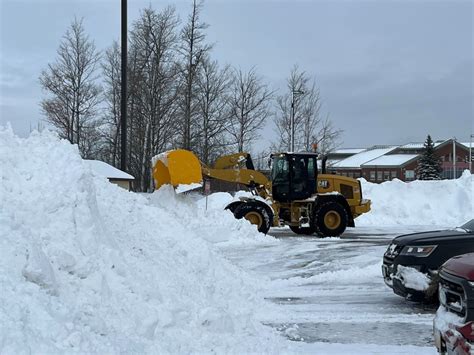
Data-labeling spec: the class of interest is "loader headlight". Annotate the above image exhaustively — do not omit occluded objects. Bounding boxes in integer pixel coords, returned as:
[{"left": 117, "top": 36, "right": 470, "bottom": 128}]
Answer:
[{"left": 400, "top": 245, "right": 437, "bottom": 257}]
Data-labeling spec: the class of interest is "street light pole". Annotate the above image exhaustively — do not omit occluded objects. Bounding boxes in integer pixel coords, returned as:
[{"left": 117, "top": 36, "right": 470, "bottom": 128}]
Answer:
[
  {"left": 291, "top": 95, "right": 295, "bottom": 152},
  {"left": 470, "top": 134, "right": 474, "bottom": 173},
  {"left": 452, "top": 137, "right": 456, "bottom": 179},
  {"left": 290, "top": 90, "right": 304, "bottom": 152},
  {"left": 120, "top": 0, "right": 128, "bottom": 172}
]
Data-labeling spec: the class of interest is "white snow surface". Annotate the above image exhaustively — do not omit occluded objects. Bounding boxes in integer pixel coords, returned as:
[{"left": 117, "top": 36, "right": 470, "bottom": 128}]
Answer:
[
  {"left": 332, "top": 146, "right": 396, "bottom": 168},
  {"left": 332, "top": 148, "right": 367, "bottom": 154},
  {"left": 433, "top": 306, "right": 465, "bottom": 334},
  {"left": 0, "top": 128, "right": 290, "bottom": 354},
  {"left": 395, "top": 266, "right": 430, "bottom": 291},
  {"left": 361, "top": 154, "right": 418, "bottom": 167},
  {"left": 175, "top": 182, "right": 203, "bottom": 194},
  {"left": 400, "top": 142, "right": 443, "bottom": 149},
  {"left": 84, "top": 159, "right": 134, "bottom": 180},
  {"left": 151, "top": 151, "right": 169, "bottom": 168},
  {"left": 357, "top": 173, "right": 473, "bottom": 227}
]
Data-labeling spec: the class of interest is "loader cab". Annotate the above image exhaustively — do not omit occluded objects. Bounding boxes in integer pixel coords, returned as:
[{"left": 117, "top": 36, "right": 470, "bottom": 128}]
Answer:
[{"left": 270, "top": 153, "right": 318, "bottom": 202}]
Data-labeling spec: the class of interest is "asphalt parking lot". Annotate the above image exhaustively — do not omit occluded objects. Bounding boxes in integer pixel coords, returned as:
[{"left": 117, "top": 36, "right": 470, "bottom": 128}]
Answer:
[{"left": 224, "top": 226, "right": 437, "bottom": 347}]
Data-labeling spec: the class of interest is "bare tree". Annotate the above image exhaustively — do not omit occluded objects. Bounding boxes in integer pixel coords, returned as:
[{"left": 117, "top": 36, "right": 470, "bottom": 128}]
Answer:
[
  {"left": 195, "top": 57, "right": 232, "bottom": 164},
  {"left": 312, "top": 114, "right": 342, "bottom": 156},
  {"left": 39, "top": 18, "right": 101, "bottom": 156},
  {"left": 127, "top": 6, "right": 181, "bottom": 191},
  {"left": 79, "top": 120, "right": 103, "bottom": 159},
  {"left": 252, "top": 148, "right": 272, "bottom": 171},
  {"left": 273, "top": 65, "right": 341, "bottom": 153},
  {"left": 101, "top": 41, "right": 121, "bottom": 166},
  {"left": 227, "top": 67, "right": 273, "bottom": 152},
  {"left": 177, "top": 0, "right": 212, "bottom": 150}
]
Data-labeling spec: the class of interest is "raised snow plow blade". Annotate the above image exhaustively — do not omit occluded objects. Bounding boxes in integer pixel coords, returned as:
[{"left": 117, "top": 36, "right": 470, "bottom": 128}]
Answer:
[{"left": 152, "top": 149, "right": 203, "bottom": 193}]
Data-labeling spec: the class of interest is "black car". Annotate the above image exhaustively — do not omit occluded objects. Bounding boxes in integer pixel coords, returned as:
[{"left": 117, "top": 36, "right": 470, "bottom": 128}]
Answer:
[{"left": 382, "top": 219, "right": 474, "bottom": 301}]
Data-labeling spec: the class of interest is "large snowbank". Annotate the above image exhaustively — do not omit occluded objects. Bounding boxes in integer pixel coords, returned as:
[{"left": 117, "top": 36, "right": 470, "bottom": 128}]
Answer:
[
  {"left": 0, "top": 127, "right": 287, "bottom": 353},
  {"left": 357, "top": 174, "right": 473, "bottom": 227}
]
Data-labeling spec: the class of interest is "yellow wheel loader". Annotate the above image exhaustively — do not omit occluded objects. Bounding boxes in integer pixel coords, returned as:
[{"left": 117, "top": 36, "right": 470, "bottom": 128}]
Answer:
[{"left": 152, "top": 150, "right": 371, "bottom": 237}]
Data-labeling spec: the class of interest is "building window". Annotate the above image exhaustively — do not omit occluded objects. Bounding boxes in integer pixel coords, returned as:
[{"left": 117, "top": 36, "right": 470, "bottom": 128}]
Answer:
[
  {"left": 370, "top": 171, "right": 376, "bottom": 181},
  {"left": 377, "top": 171, "right": 383, "bottom": 181},
  {"left": 383, "top": 171, "right": 390, "bottom": 181},
  {"left": 391, "top": 171, "right": 398, "bottom": 179},
  {"left": 405, "top": 170, "right": 415, "bottom": 180}
]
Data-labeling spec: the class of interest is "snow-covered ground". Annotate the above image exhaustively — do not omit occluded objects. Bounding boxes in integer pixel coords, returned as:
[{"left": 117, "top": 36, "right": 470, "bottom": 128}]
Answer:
[
  {"left": 1, "top": 127, "right": 472, "bottom": 354},
  {"left": 224, "top": 228, "right": 438, "bottom": 351}
]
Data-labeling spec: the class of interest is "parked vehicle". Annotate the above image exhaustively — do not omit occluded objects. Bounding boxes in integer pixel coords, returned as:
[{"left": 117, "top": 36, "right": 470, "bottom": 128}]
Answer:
[
  {"left": 434, "top": 252, "right": 474, "bottom": 354},
  {"left": 382, "top": 220, "right": 474, "bottom": 301}
]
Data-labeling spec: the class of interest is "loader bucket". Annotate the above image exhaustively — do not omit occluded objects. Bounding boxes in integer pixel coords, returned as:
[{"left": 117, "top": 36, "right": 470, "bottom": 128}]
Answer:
[{"left": 152, "top": 149, "right": 203, "bottom": 191}]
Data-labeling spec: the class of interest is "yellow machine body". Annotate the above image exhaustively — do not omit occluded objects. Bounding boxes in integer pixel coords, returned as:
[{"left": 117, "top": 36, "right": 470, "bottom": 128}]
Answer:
[
  {"left": 317, "top": 174, "right": 371, "bottom": 218},
  {"left": 152, "top": 149, "right": 371, "bottom": 236}
]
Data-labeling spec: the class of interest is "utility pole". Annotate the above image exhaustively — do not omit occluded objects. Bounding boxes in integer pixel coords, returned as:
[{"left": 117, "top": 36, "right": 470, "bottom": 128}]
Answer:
[
  {"left": 120, "top": 0, "right": 128, "bottom": 172},
  {"left": 290, "top": 90, "right": 304, "bottom": 152}
]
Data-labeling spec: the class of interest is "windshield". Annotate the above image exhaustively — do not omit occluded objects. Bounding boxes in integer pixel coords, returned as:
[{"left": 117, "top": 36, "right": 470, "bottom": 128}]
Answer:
[
  {"left": 460, "top": 219, "right": 474, "bottom": 232},
  {"left": 271, "top": 156, "right": 289, "bottom": 184}
]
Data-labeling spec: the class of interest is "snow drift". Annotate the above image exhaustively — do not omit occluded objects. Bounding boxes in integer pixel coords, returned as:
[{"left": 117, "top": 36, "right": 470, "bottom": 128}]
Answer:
[
  {"left": 357, "top": 174, "right": 473, "bottom": 227},
  {"left": 0, "top": 127, "right": 286, "bottom": 354}
]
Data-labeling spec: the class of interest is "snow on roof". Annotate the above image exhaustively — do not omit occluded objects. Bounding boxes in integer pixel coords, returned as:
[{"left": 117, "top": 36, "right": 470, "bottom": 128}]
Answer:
[
  {"left": 460, "top": 142, "right": 473, "bottom": 148},
  {"left": 85, "top": 160, "right": 135, "bottom": 180},
  {"left": 332, "top": 148, "right": 367, "bottom": 155},
  {"left": 332, "top": 147, "right": 397, "bottom": 169},
  {"left": 399, "top": 142, "right": 443, "bottom": 149},
  {"left": 361, "top": 154, "right": 419, "bottom": 167},
  {"left": 317, "top": 159, "right": 341, "bottom": 167}
]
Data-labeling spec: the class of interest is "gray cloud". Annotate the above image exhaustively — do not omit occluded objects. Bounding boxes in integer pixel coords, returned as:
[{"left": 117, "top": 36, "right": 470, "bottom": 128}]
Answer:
[{"left": 0, "top": 0, "right": 472, "bottom": 150}]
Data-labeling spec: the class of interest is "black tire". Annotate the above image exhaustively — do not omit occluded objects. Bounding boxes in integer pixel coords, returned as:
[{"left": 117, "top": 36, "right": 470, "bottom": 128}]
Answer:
[
  {"left": 225, "top": 201, "right": 244, "bottom": 214},
  {"left": 314, "top": 201, "right": 348, "bottom": 237},
  {"left": 289, "top": 226, "right": 315, "bottom": 235},
  {"left": 233, "top": 202, "right": 271, "bottom": 234}
]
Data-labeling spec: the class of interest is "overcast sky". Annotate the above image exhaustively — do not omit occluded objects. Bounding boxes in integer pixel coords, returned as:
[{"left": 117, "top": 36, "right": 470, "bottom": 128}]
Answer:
[{"left": 0, "top": 0, "right": 472, "bottom": 151}]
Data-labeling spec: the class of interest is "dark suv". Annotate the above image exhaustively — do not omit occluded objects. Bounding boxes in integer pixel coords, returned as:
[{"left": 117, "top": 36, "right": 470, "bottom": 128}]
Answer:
[
  {"left": 434, "top": 253, "right": 474, "bottom": 354},
  {"left": 382, "top": 220, "right": 474, "bottom": 301}
]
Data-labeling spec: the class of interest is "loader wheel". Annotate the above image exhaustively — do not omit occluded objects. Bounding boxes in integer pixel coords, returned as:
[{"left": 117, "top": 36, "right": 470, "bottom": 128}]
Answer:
[
  {"left": 289, "top": 226, "right": 315, "bottom": 235},
  {"left": 234, "top": 203, "right": 271, "bottom": 234},
  {"left": 314, "top": 201, "right": 347, "bottom": 237}
]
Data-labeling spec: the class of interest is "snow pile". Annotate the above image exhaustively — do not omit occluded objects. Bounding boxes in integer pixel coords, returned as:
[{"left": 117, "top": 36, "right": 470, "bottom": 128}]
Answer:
[
  {"left": 357, "top": 173, "right": 473, "bottom": 227},
  {"left": 433, "top": 306, "right": 465, "bottom": 334},
  {"left": 395, "top": 266, "right": 431, "bottom": 291},
  {"left": 0, "top": 127, "right": 285, "bottom": 354},
  {"left": 150, "top": 189, "right": 277, "bottom": 246},
  {"left": 175, "top": 182, "right": 202, "bottom": 194}
]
